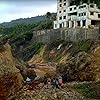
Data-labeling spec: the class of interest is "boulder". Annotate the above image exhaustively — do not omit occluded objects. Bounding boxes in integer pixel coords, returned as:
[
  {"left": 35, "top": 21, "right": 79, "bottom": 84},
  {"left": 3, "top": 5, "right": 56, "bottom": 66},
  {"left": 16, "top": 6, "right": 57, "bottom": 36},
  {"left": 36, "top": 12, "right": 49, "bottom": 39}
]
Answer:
[
  {"left": 0, "top": 43, "right": 23, "bottom": 99},
  {"left": 14, "top": 58, "right": 27, "bottom": 81}
]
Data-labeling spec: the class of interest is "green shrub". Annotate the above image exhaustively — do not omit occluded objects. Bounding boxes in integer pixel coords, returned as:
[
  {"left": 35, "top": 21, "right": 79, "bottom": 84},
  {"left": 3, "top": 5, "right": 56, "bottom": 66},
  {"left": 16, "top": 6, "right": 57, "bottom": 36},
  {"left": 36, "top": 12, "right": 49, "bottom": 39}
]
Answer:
[
  {"left": 73, "top": 81, "right": 100, "bottom": 99},
  {"left": 19, "top": 43, "right": 44, "bottom": 61},
  {"left": 76, "top": 40, "right": 92, "bottom": 52}
]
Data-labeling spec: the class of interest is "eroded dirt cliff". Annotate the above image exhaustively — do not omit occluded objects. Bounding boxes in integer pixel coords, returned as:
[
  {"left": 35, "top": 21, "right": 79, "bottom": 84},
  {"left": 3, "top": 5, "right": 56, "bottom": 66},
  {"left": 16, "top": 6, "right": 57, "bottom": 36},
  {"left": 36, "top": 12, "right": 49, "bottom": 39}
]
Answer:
[
  {"left": 0, "top": 43, "right": 23, "bottom": 99},
  {"left": 28, "top": 41, "right": 100, "bottom": 82}
]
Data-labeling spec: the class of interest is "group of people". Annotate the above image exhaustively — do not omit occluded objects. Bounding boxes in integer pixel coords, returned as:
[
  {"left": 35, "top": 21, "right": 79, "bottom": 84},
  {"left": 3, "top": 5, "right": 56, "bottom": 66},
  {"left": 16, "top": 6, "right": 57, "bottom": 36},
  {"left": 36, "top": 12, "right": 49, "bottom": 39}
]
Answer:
[
  {"left": 25, "top": 75, "right": 63, "bottom": 89},
  {"left": 46, "top": 76, "right": 63, "bottom": 89}
]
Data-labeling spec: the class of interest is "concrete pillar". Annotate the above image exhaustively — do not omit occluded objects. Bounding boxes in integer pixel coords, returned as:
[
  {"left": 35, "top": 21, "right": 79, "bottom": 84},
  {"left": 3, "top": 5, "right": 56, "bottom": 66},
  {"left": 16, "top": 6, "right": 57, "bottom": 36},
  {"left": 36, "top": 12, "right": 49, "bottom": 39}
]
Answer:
[
  {"left": 64, "top": 22, "right": 66, "bottom": 27},
  {"left": 76, "top": 21, "right": 78, "bottom": 27},
  {"left": 62, "top": 22, "right": 64, "bottom": 28},
  {"left": 80, "top": 20, "right": 83, "bottom": 27},
  {"left": 74, "top": 21, "right": 76, "bottom": 28},
  {"left": 58, "top": 23, "right": 60, "bottom": 29},
  {"left": 65, "top": 22, "right": 68, "bottom": 28},
  {"left": 86, "top": 19, "right": 91, "bottom": 28},
  {"left": 69, "top": 21, "right": 72, "bottom": 28}
]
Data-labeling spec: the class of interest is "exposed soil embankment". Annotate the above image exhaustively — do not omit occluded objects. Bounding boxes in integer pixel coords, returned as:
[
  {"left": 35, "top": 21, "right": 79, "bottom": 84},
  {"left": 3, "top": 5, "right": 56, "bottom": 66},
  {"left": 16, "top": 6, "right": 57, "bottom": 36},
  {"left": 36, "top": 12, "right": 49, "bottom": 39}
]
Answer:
[
  {"left": 0, "top": 43, "right": 23, "bottom": 99},
  {"left": 28, "top": 40, "right": 100, "bottom": 82}
]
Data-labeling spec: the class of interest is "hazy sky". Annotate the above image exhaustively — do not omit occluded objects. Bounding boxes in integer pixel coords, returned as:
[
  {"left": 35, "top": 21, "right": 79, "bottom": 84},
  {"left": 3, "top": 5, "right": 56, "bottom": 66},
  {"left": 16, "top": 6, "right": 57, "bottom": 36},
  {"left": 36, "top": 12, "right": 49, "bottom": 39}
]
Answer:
[{"left": 0, "top": 0, "right": 57, "bottom": 23}]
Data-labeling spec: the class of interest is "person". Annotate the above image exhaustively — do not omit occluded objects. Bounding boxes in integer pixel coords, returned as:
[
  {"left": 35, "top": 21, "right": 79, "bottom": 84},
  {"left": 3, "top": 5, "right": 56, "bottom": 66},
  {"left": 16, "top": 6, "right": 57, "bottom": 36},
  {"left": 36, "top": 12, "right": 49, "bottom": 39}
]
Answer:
[
  {"left": 44, "top": 76, "right": 47, "bottom": 85},
  {"left": 52, "top": 78, "right": 59, "bottom": 88},
  {"left": 58, "top": 76, "right": 63, "bottom": 87},
  {"left": 47, "top": 78, "right": 51, "bottom": 88},
  {"left": 51, "top": 78, "right": 56, "bottom": 88}
]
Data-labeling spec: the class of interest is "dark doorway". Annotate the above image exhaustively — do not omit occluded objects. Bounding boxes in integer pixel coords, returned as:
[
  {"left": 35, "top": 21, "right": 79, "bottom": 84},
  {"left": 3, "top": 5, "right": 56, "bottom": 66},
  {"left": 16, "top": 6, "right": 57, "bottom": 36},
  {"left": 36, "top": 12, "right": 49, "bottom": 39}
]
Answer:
[
  {"left": 83, "top": 20, "right": 86, "bottom": 26},
  {"left": 77, "top": 21, "right": 80, "bottom": 26},
  {"left": 72, "top": 21, "right": 74, "bottom": 27},
  {"left": 91, "top": 20, "right": 95, "bottom": 25},
  {"left": 91, "top": 20, "right": 100, "bottom": 26},
  {"left": 67, "top": 22, "right": 69, "bottom": 28},
  {"left": 60, "top": 24, "right": 62, "bottom": 28}
]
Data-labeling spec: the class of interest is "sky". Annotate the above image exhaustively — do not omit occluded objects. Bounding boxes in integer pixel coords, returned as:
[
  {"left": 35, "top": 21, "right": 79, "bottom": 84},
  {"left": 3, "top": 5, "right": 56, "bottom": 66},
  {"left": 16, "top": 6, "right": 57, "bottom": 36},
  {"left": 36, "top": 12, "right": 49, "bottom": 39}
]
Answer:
[{"left": 0, "top": 0, "right": 57, "bottom": 23}]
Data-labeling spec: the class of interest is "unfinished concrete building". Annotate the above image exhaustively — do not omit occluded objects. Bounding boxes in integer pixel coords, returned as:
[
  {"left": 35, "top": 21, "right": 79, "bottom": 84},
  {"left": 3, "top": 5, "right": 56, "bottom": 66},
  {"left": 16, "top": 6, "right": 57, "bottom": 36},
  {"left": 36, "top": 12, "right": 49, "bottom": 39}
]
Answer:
[{"left": 54, "top": 0, "right": 100, "bottom": 29}]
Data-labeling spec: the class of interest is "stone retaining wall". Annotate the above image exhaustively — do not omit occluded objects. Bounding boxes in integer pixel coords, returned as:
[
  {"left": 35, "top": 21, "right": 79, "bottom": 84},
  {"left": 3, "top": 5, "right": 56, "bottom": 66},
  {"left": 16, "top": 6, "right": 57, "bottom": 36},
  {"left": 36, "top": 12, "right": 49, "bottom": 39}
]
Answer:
[{"left": 32, "top": 28, "right": 99, "bottom": 43}]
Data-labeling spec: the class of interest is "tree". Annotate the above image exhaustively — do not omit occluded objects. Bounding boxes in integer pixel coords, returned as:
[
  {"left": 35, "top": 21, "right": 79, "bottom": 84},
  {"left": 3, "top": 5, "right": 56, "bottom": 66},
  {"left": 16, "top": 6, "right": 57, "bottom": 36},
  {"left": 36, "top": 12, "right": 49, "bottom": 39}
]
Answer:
[{"left": 46, "top": 12, "right": 52, "bottom": 20}]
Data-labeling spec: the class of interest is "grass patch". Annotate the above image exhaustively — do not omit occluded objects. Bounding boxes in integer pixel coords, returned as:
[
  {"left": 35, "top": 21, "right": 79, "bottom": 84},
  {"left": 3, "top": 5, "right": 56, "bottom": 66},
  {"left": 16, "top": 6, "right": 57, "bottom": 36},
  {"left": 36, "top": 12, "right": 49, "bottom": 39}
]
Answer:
[{"left": 73, "top": 81, "right": 100, "bottom": 99}]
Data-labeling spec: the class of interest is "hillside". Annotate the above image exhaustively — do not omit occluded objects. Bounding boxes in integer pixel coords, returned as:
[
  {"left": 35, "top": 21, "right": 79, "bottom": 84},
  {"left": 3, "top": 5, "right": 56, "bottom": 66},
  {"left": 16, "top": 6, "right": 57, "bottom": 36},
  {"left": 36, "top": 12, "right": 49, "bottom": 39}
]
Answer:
[
  {"left": 0, "top": 40, "right": 100, "bottom": 99},
  {"left": 0, "top": 16, "right": 45, "bottom": 28},
  {"left": 0, "top": 0, "right": 100, "bottom": 99},
  {"left": 0, "top": 13, "right": 56, "bottom": 28},
  {"left": 27, "top": 40, "right": 100, "bottom": 82}
]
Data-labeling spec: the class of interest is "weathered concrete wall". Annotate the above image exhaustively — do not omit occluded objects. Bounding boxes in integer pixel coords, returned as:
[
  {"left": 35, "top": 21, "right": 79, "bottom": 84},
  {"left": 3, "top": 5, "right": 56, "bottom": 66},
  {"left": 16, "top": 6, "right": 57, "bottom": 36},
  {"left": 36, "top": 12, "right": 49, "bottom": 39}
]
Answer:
[{"left": 32, "top": 28, "right": 99, "bottom": 44}]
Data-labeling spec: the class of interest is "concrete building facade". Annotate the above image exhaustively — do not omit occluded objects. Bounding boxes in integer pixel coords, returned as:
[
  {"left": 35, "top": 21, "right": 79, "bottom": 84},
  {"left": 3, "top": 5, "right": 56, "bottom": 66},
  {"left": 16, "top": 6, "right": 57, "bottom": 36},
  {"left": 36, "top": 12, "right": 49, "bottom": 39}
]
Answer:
[{"left": 54, "top": 0, "right": 100, "bottom": 29}]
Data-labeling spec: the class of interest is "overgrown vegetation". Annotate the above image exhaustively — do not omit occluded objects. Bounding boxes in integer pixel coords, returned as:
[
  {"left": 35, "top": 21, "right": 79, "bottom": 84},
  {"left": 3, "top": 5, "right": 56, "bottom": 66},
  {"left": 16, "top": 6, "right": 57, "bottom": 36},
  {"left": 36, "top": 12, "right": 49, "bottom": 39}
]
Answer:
[
  {"left": 76, "top": 40, "right": 92, "bottom": 52},
  {"left": 75, "top": 0, "right": 100, "bottom": 8},
  {"left": 44, "top": 39, "right": 92, "bottom": 63},
  {"left": 18, "top": 43, "right": 44, "bottom": 61},
  {"left": 0, "top": 12, "right": 56, "bottom": 35},
  {"left": 73, "top": 81, "right": 100, "bottom": 99},
  {"left": 0, "top": 12, "right": 56, "bottom": 61}
]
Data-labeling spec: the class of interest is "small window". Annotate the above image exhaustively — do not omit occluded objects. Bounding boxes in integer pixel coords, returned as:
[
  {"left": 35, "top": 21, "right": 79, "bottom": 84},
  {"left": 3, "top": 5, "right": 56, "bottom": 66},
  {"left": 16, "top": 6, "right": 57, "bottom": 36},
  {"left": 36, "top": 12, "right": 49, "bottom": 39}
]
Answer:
[
  {"left": 79, "top": 13, "right": 81, "bottom": 16},
  {"left": 83, "top": 5, "right": 86, "bottom": 8},
  {"left": 90, "top": 12, "right": 94, "bottom": 15},
  {"left": 82, "top": 13, "right": 84, "bottom": 16},
  {"left": 63, "top": 16, "right": 66, "bottom": 19},
  {"left": 81, "top": 13, "right": 83, "bottom": 16},
  {"left": 64, "top": 10, "right": 66, "bottom": 12},
  {"left": 74, "top": 7, "right": 76, "bottom": 10},
  {"left": 98, "top": 14, "right": 100, "bottom": 18},
  {"left": 70, "top": 8, "right": 72, "bottom": 11},
  {"left": 59, "top": 17, "right": 62, "bottom": 20},
  {"left": 84, "top": 12, "right": 86, "bottom": 16},
  {"left": 59, "top": 4, "right": 62, "bottom": 7},
  {"left": 64, "top": 3, "right": 66, "bottom": 6},
  {"left": 59, "top": 11, "right": 61, "bottom": 13},
  {"left": 90, "top": 4, "right": 94, "bottom": 8}
]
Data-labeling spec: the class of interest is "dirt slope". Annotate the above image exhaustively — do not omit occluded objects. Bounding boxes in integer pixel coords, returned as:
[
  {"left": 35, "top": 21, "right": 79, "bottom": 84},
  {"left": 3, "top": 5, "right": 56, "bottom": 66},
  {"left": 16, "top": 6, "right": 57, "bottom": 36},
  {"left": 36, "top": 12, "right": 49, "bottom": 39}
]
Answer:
[
  {"left": 28, "top": 41, "right": 100, "bottom": 82},
  {"left": 0, "top": 43, "right": 23, "bottom": 99},
  {"left": 90, "top": 45, "right": 100, "bottom": 81}
]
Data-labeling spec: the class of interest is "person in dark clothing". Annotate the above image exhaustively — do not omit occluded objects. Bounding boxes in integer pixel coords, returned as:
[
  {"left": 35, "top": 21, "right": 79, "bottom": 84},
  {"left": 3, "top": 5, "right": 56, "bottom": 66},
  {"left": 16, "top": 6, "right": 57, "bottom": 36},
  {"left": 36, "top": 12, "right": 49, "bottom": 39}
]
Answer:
[{"left": 51, "top": 78, "right": 59, "bottom": 88}]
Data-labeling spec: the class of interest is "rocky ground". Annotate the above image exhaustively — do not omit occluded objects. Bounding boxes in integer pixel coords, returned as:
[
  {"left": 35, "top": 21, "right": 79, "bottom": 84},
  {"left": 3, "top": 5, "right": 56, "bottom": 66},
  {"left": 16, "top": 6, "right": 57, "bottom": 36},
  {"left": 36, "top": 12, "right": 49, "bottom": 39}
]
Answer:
[
  {"left": 1, "top": 41, "right": 100, "bottom": 100},
  {"left": 8, "top": 83, "right": 88, "bottom": 100}
]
